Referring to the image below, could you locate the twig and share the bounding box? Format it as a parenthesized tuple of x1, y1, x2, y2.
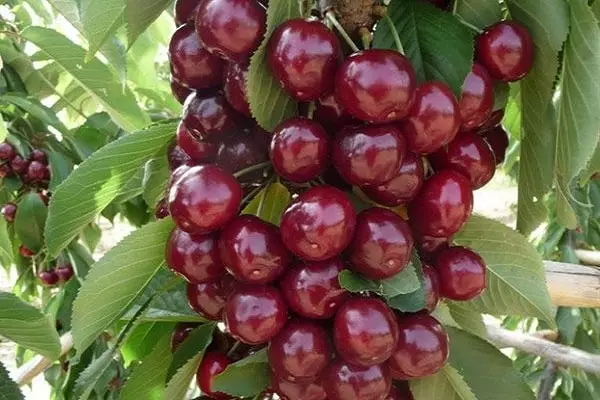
(15, 332, 73, 386)
(536, 362, 558, 400)
(544, 261, 600, 308)
(574, 249, 600, 266)
(233, 161, 272, 179)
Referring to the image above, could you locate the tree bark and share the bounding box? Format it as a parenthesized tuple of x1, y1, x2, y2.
(329, 0, 377, 38)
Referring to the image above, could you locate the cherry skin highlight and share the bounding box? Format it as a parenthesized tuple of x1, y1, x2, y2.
(186, 276, 235, 320)
(435, 246, 487, 300)
(166, 228, 225, 283)
(176, 121, 216, 163)
(55, 263, 74, 282)
(323, 359, 392, 400)
(224, 62, 251, 116)
(182, 91, 239, 140)
(459, 63, 494, 131)
(196, 352, 232, 400)
(170, 78, 193, 104)
(1, 203, 17, 223)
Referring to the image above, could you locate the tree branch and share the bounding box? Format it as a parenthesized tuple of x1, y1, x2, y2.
(14, 332, 73, 386)
(574, 249, 600, 266)
(544, 261, 600, 308)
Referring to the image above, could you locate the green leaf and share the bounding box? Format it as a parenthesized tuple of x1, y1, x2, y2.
(120, 322, 175, 365)
(247, 0, 299, 131)
(242, 181, 291, 225)
(142, 151, 170, 209)
(21, 26, 149, 132)
(446, 302, 487, 340)
(213, 349, 271, 397)
(73, 347, 116, 400)
(72, 218, 174, 353)
(0, 219, 13, 268)
(0, 361, 24, 400)
(1, 93, 68, 135)
(47, 149, 72, 191)
(0, 292, 60, 359)
(373, 0, 473, 96)
(339, 263, 419, 298)
(410, 365, 476, 400)
(453, 0, 502, 30)
(81, 223, 101, 253)
(164, 353, 203, 400)
(0, 115, 7, 142)
(114, 168, 145, 204)
(81, 0, 125, 61)
(446, 327, 535, 400)
(45, 121, 176, 257)
(583, 144, 600, 182)
(554, 1, 600, 228)
(125, 0, 174, 47)
(14, 192, 47, 253)
(167, 324, 215, 381)
(453, 215, 555, 326)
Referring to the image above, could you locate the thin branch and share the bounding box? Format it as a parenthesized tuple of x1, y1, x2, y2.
(574, 249, 600, 266)
(325, 11, 360, 52)
(15, 332, 73, 386)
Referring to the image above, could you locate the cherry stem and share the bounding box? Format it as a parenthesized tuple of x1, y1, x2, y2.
(325, 11, 360, 52)
(227, 341, 241, 357)
(256, 183, 268, 216)
(307, 102, 316, 119)
(384, 15, 404, 55)
(359, 27, 371, 49)
(233, 161, 272, 179)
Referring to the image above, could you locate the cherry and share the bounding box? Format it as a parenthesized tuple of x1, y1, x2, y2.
(0, 164, 12, 179)
(186, 277, 233, 320)
(224, 284, 288, 344)
(0, 143, 16, 161)
(482, 125, 509, 165)
(39, 270, 59, 286)
(168, 143, 192, 170)
(270, 118, 330, 183)
(279, 258, 348, 319)
(171, 78, 194, 104)
(19, 245, 34, 258)
(169, 24, 225, 90)
(429, 131, 496, 189)
(177, 122, 216, 163)
(313, 93, 354, 132)
(272, 377, 327, 400)
(10, 155, 28, 175)
(280, 186, 356, 261)
(1, 203, 17, 223)
(29, 150, 48, 164)
(55, 263, 74, 282)
(224, 63, 251, 116)
(183, 91, 239, 140)
(479, 109, 504, 131)
(215, 128, 270, 176)
(434, 246, 487, 301)
(168, 165, 192, 191)
(323, 359, 392, 400)
(268, 319, 332, 382)
(168, 165, 242, 234)
(407, 170, 473, 238)
(219, 215, 290, 284)
(196, 352, 232, 400)
(333, 124, 406, 186)
(268, 18, 341, 101)
(390, 314, 449, 379)
(171, 322, 198, 352)
(26, 161, 48, 182)
(402, 81, 460, 154)
(459, 63, 494, 131)
(166, 228, 225, 283)
(174, 0, 201, 26)
(195, 0, 266, 61)
(476, 21, 534, 82)
(154, 198, 169, 219)
(386, 383, 414, 400)
(335, 49, 416, 123)
(421, 264, 440, 313)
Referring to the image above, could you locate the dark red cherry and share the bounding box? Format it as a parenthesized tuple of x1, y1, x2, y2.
(168, 143, 192, 170)
(402, 81, 460, 154)
(280, 186, 356, 261)
(279, 259, 348, 319)
(26, 161, 48, 182)
(390, 314, 449, 379)
(168, 165, 242, 234)
(323, 359, 392, 400)
(224, 63, 251, 116)
(476, 21, 534, 82)
(479, 109, 504, 131)
(55, 263, 74, 282)
(407, 170, 473, 238)
(10, 155, 28, 175)
(196, 352, 232, 400)
(335, 49, 416, 123)
(168, 165, 192, 192)
(215, 128, 269, 176)
(268, 319, 332, 382)
(219, 215, 290, 284)
(272, 377, 327, 400)
(387, 382, 414, 400)
(0, 143, 16, 161)
(268, 18, 341, 101)
(169, 24, 225, 90)
(171, 322, 198, 352)
(459, 63, 494, 131)
(0, 164, 12, 179)
(155, 198, 170, 219)
(313, 92, 354, 132)
(186, 277, 233, 320)
(171, 78, 193, 104)
(183, 92, 239, 140)
(195, 0, 266, 61)
(422, 264, 440, 313)
(29, 150, 48, 164)
(348, 208, 413, 280)
(1, 203, 17, 223)
(362, 153, 424, 207)
(333, 124, 406, 186)
(482, 125, 509, 165)
(39, 270, 59, 286)
(166, 228, 225, 283)
(19, 245, 34, 258)
(174, 0, 201, 26)
(270, 117, 330, 183)
(415, 234, 449, 259)
(429, 131, 496, 189)
(177, 122, 216, 163)
(224, 284, 288, 344)
(434, 246, 487, 301)
(333, 297, 399, 367)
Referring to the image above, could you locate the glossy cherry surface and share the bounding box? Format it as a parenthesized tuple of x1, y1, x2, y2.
(216, 128, 269, 175)
(386, 383, 414, 400)
(171, 322, 198, 351)
(268, 18, 341, 101)
(422, 264, 440, 313)
(177, 122, 216, 163)
(170, 78, 193, 104)
(390, 314, 449, 379)
(19, 245, 34, 258)
(313, 92, 354, 132)
(479, 109, 504, 131)
(183, 92, 239, 140)
(39, 270, 59, 286)
(168, 143, 192, 170)
(270, 117, 330, 182)
(429, 131, 496, 189)
(196, 352, 232, 400)
(168, 165, 242, 234)
(166, 227, 225, 283)
(272, 377, 327, 400)
(10, 155, 27, 175)
(407, 170, 473, 238)
(26, 161, 48, 182)
(0, 143, 15, 161)
(435, 246, 487, 300)
(483, 125, 509, 165)
(224, 285, 288, 344)
(30, 150, 48, 164)
(335, 49, 416, 123)
(402, 81, 460, 154)
(55, 263, 74, 282)
(279, 258, 348, 319)
(219, 215, 290, 284)
(224, 63, 251, 116)
(186, 277, 232, 320)
(333, 124, 406, 186)
(476, 21, 534, 82)
(174, 0, 200, 25)
(1, 203, 17, 223)
(268, 319, 332, 382)
(459, 63, 494, 131)
(280, 186, 356, 261)
(195, 0, 266, 61)
(323, 359, 392, 400)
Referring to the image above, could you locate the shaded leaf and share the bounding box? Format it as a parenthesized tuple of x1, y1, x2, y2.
(81, 0, 125, 61)
(446, 302, 487, 340)
(166, 323, 215, 381)
(0, 361, 24, 400)
(14, 192, 47, 253)
(142, 150, 170, 209)
(410, 365, 476, 400)
(164, 353, 203, 400)
(453, 0, 502, 30)
(242, 181, 291, 226)
(120, 322, 175, 365)
(339, 262, 419, 298)
(1, 93, 68, 134)
(213, 349, 271, 397)
(125, 0, 174, 47)
(72, 347, 116, 400)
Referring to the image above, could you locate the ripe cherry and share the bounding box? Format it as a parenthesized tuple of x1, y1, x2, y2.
(1, 203, 17, 223)
(335, 49, 416, 122)
(29, 150, 48, 164)
(171, 78, 193, 104)
(334, 297, 399, 367)
(387, 382, 414, 400)
(168, 165, 242, 234)
(407, 170, 473, 238)
(224, 63, 251, 116)
(183, 92, 239, 140)
(434, 246, 487, 301)
(268, 319, 332, 382)
(402, 81, 460, 154)
(429, 131, 496, 189)
(483, 125, 509, 165)
(224, 285, 288, 344)
(55, 263, 74, 282)
(195, 0, 266, 61)
(459, 63, 494, 131)
(196, 352, 232, 400)
(333, 124, 406, 186)
(476, 21, 534, 82)
(270, 118, 330, 183)
(174, 0, 201, 26)
(268, 18, 341, 101)
(39, 270, 59, 286)
(313, 93, 354, 132)
(166, 228, 225, 283)
(0, 164, 12, 179)
(19, 245, 34, 258)
(0, 143, 16, 161)
(169, 24, 225, 90)
(390, 314, 449, 379)
(279, 259, 348, 319)
(171, 322, 198, 351)
(10, 155, 28, 175)
(323, 359, 392, 400)
(168, 143, 192, 170)
(280, 186, 356, 261)
(422, 264, 440, 313)
(186, 277, 232, 320)
(479, 109, 504, 131)
(215, 128, 270, 176)
(272, 377, 327, 400)
(26, 161, 48, 182)
(177, 122, 216, 163)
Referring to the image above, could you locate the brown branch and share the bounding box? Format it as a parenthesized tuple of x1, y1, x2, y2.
(14, 332, 73, 386)
(536, 362, 558, 400)
(544, 261, 600, 308)
(320, 0, 377, 39)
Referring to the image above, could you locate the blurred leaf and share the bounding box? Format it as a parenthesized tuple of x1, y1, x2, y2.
(47, 149, 72, 191)
(142, 150, 170, 209)
(164, 353, 203, 400)
(572, 379, 595, 400)
(120, 322, 175, 365)
(411, 365, 476, 400)
(114, 168, 145, 204)
(14, 192, 47, 253)
(72, 347, 116, 400)
(166, 324, 215, 381)
(0, 116, 6, 142)
(81, 223, 101, 253)
(0, 219, 13, 268)
(81, 0, 125, 61)
(0, 361, 23, 400)
(556, 307, 582, 346)
(125, 0, 174, 47)
(213, 349, 271, 397)
(242, 182, 291, 226)
(1, 93, 68, 135)
(339, 261, 419, 297)
(453, 0, 502, 29)
(446, 302, 487, 340)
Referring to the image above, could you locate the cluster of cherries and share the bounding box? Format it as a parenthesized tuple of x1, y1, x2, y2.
(37, 261, 74, 287)
(161, 0, 533, 398)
